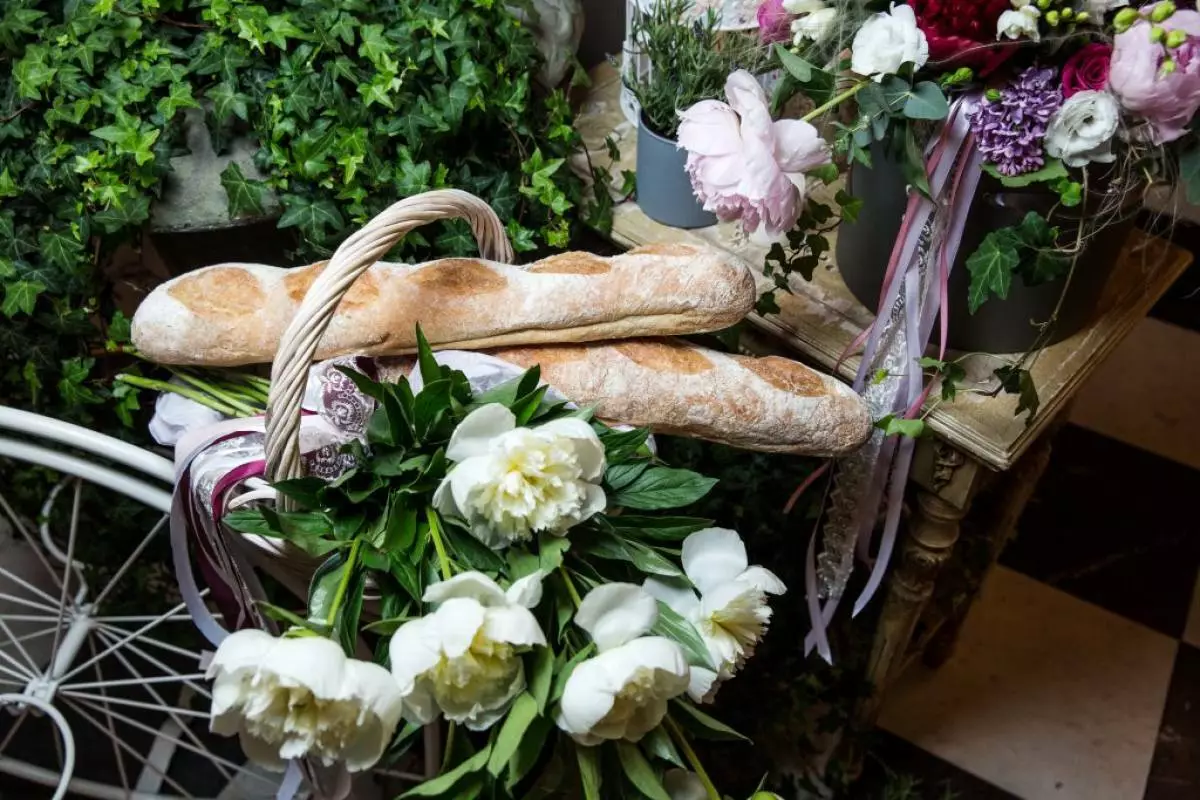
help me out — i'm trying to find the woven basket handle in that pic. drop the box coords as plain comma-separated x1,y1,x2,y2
263,189,513,491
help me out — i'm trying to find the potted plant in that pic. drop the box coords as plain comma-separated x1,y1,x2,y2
626,0,771,227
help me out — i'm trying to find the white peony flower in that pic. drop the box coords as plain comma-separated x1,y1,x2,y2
644,528,785,703
433,403,607,549
665,769,708,800
791,7,838,45
389,571,546,731
1045,90,1120,167
850,3,929,81
207,630,403,772
556,584,691,745
148,385,228,446
997,6,1041,41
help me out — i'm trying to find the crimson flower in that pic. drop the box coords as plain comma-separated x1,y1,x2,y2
909,0,1017,76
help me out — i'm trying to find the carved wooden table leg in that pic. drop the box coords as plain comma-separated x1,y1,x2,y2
855,482,977,729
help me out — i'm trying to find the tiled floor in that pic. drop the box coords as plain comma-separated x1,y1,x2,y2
863,258,1200,799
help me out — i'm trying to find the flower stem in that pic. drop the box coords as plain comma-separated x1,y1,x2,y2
114,374,240,417
558,566,582,608
426,508,453,581
802,80,869,123
665,717,720,800
325,538,362,627
169,368,262,417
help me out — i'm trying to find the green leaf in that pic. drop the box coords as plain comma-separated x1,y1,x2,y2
575,743,602,800
995,365,1040,421
257,601,328,635
598,515,714,542
610,467,718,511
652,599,714,669
277,196,345,239
403,742,492,797
506,715,555,790
92,196,152,234
773,43,813,81
901,123,932,200
528,645,555,713
965,229,1020,313
208,82,251,122
488,692,539,776
307,552,347,625
604,461,649,492
903,81,950,120
669,701,749,742
550,643,595,703
983,159,1069,188
617,741,671,800
835,189,864,223
2,280,44,317
599,427,651,463
641,726,684,767
220,163,269,219
875,414,926,438
577,530,682,577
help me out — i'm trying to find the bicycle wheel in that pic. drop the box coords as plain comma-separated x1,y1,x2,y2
0,407,283,800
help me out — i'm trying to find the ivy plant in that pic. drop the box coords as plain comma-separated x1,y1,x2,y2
0,0,609,423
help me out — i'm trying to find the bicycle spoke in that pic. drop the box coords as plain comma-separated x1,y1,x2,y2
64,698,198,800
0,592,60,615
48,479,83,667
59,598,192,682
86,636,131,797
68,695,272,787
0,564,62,607
61,672,209,692
90,514,169,611
0,709,28,754
6,625,59,648
58,690,211,719
97,641,235,786
92,628,211,700
0,492,64,593
92,614,193,624
0,646,34,682
0,618,40,676
95,623,200,662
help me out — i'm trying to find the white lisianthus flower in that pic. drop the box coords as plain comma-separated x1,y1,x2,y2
997,6,1041,41
207,630,403,772
1045,90,1120,167
557,584,690,745
433,403,607,549
389,571,547,730
645,528,785,703
850,3,929,82
791,7,838,45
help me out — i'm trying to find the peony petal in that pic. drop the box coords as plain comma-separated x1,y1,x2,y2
388,618,445,691
681,528,749,594
483,605,548,647
535,417,607,480
737,565,787,595
446,403,515,462
505,571,546,608
343,659,406,729
578,483,607,524
771,119,831,173
642,577,702,621
238,729,288,772
259,636,346,699
401,681,438,726
665,769,709,800
340,715,386,772
423,571,508,607
723,69,771,126
686,666,720,704
575,583,659,650
677,101,743,158
556,657,617,741
446,457,498,522
429,598,487,658
207,629,276,677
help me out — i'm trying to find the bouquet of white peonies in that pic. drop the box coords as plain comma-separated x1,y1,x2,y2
204,329,788,799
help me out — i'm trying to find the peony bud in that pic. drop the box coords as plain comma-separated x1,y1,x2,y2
1075,11,1089,23
1113,8,1140,32
1150,25,1167,43
986,88,1002,102
1036,0,1050,9
1151,2,1177,24
1167,28,1189,48
1046,9,1060,25
1161,57,1178,74
1060,7,1073,20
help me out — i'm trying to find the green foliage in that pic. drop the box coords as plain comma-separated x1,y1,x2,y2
758,175,852,313
965,211,1071,313
0,0,608,423
994,364,1040,422
627,0,770,139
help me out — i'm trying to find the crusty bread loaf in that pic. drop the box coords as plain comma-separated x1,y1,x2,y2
131,244,755,366
488,339,871,456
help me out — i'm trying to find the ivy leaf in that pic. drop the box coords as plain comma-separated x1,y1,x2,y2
277,196,345,239
2,280,45,318
835,189,863,223
995,365,1040,421
208,82,251,122
965,229,1020,313
156,82,199,121
220,163,269,219
984,159,1069,188
875,414,926,438
39,230,84,273
92,196,151,234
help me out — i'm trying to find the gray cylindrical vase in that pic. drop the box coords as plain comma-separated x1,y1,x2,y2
635,113,717,229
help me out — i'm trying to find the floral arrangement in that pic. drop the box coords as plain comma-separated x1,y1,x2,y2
204,331,787,799
677,0,1200,417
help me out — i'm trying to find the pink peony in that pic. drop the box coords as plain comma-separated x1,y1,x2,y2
756,0,794,44
1109,9,1200,144
677,71,831,235
1063,43,1112,98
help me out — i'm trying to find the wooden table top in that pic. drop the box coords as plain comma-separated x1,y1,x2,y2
574,63,1195,471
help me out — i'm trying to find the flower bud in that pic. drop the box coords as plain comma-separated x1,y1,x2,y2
1113,7,1140,32
1161,57,1177,74
986,88,1002,102
1046,9,1060,25
1151,2,1177,24
1075,11,1089,23
1167,28,1189,48
1037,0,1050,9
1150,25,1167,43
1060,7,1073,20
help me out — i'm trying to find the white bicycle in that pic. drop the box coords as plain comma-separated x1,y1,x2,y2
0,406,283,800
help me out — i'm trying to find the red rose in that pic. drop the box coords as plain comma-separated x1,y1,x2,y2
1062,43,1113,98
909,0,1016,76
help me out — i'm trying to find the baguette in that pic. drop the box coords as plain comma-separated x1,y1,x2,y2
488,339,871,456
131,244,755,366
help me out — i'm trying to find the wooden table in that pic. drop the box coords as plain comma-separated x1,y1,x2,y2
575,63,1195,731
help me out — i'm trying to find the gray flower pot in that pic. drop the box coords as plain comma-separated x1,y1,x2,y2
636,113,717,229
836,152,1133,354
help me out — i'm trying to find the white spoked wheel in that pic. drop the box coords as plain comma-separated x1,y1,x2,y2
0,407,283,800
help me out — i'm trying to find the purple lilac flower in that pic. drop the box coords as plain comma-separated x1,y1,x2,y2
969,66,1063,176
